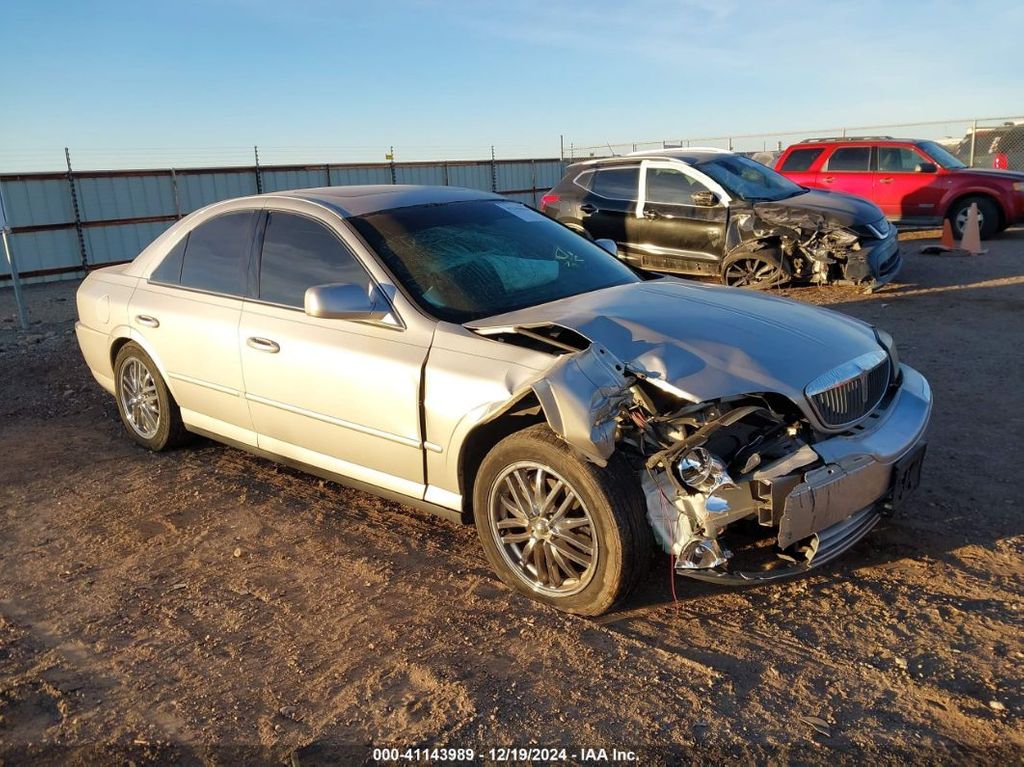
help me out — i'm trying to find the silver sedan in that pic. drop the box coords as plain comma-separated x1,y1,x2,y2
75,185,931,615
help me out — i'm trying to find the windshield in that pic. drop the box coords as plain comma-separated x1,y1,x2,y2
349,200,640,323
917,140,967,169
696,155,805,201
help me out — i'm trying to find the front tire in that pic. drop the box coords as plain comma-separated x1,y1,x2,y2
721,249,790,289
948,196,999,239
114,342,189,451
473,424,648,615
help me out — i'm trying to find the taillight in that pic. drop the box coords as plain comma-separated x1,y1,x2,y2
540,193,559,210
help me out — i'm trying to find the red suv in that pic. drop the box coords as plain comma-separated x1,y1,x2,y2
775,137,1024,238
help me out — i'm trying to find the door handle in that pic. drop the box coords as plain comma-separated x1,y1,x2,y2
878,177,894,184
135,314,160,328
579,203,598,214
821,176,835,183
246,337,280,354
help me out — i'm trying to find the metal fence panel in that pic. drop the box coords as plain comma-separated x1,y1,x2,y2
0,177,75,227
176,171,259,213
328,165,393,186
394,164,447,186
261,167,331,193
0,229,81,277
84,220,176,266
76,174,177,222
447,163,493,191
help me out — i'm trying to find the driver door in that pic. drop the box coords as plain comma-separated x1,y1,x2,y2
239,209,431,498
632,161,728,274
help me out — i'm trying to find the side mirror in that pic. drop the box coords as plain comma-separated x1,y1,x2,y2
594,238,618,256
304,283,389,321
691,190,720,207
915,162,937,173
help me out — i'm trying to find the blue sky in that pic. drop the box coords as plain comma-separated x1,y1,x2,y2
2,0,1022,170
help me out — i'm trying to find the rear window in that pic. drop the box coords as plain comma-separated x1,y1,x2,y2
827,147,872,172
590,167,639,200
780,147,824,172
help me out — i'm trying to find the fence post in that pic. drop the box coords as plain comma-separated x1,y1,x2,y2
559,134,564,162
969,119,978,166
253,145,263,194
170,168,182,219
64,147,88,271
324,163,331,186
1,227,29,330
389,147,396,184
531,159,537,207
443,161,449,186
490,145,497,192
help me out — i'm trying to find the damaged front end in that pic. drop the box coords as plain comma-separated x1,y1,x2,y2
480,324,930,584
727,203,902,290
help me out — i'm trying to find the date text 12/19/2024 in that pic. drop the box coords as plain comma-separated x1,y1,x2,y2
372,747,638,762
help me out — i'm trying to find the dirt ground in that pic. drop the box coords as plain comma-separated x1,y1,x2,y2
1,230,1022,765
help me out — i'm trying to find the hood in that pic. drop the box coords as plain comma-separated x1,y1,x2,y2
753,188,883,229
468,279,882,406
948,166,1024,182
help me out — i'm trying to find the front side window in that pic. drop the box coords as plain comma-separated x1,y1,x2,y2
780,147,824,172
179,211,256,296
348,200,640,324
917,140,967,169
877,147,927,172
259,212,372,308
590,167,640,200
645,167,708,205
826,147,872,172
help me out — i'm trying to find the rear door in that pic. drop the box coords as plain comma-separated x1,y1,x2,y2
129,209,259,444
818,145,876,201
578,166,640,248
239,208,431,497
631,161,728,274
874,144,945,220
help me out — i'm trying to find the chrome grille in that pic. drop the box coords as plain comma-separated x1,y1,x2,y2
806,350,891,428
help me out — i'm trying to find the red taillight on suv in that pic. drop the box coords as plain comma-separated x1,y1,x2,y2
540,193,559,211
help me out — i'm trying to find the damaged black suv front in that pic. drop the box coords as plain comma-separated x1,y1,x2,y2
542,150,902,290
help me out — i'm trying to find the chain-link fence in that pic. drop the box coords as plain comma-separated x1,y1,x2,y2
566,115,1024,169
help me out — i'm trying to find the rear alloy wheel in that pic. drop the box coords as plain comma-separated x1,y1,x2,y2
113,342,190,451
474,424,648,615
949,196,999,240
721,250,790,289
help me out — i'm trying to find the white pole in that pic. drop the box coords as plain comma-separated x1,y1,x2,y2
1,227,29,331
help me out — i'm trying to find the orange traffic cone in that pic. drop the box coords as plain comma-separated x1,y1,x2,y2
940,219,955,250
959,202,986,256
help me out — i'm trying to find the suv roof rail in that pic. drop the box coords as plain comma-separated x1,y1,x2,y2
798,135,894,143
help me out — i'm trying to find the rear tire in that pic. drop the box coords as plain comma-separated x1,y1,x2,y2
948,196,999,239
114,342,190,451
473,424,648,616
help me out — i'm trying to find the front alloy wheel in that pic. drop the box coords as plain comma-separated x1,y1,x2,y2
487,461,598,596
722,252,789,289
473,424,648,615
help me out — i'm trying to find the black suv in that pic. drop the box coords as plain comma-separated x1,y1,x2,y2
541,149,901,289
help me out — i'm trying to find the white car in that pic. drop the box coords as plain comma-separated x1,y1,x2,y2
75,185,931,615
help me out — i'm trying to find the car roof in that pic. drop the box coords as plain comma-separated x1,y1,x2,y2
572,148,731,168
262,184,505,218
792,137,931,147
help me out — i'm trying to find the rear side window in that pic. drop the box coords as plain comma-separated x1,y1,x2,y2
572,170,594,191
590,167,640,200
150,234,188,285
259,212,372,308
827,147,872,172
780,147,824,172
179,212,255,296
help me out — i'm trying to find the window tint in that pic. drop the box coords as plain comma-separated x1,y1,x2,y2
645,168,707,205
259,212,372,308
179,212,255,296
780,147,824,172
827,147,871,172
573,170,594,191
878,147,926,172
590,167,639,200
150,233,188,284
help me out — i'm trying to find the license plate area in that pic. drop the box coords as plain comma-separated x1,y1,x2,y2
888,442,926,511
